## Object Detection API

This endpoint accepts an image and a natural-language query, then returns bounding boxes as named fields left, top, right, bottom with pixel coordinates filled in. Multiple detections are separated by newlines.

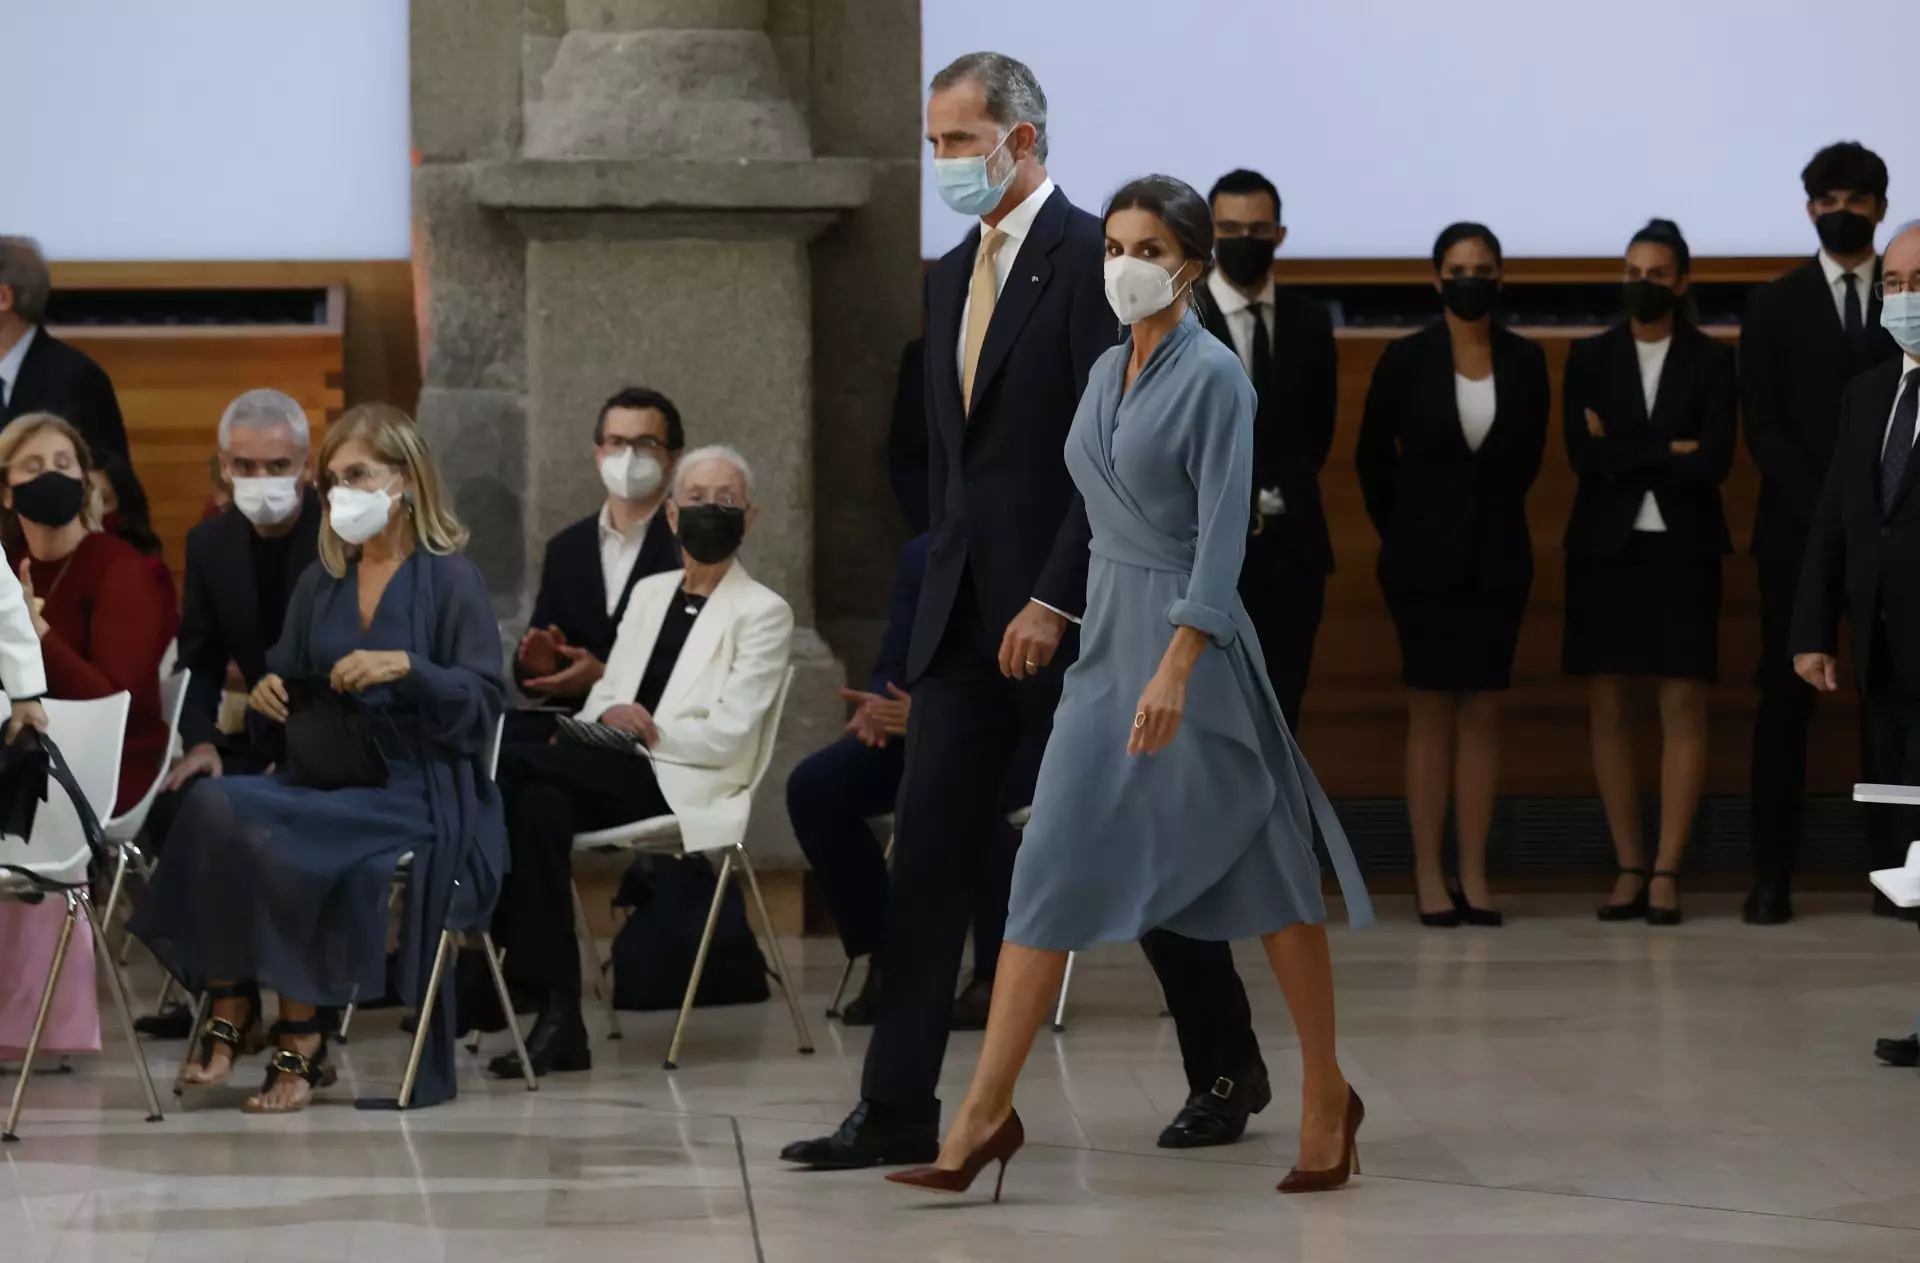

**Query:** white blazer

left=0, top=553, right=46, bottom=701
left=578, top=562, right=793, bottom=852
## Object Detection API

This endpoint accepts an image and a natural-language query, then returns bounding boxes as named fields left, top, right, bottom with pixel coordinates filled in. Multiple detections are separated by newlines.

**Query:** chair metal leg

left=480, top=932, right=537, bottom=1092
left=152, top=973, right=174, bottom=1017
left=738, top=845, right=815, bottom=1057
left=664, top=851, right=734, bottom=1071
left=99, top=848, right=130, bottom=946
left=80, top=893, right=163, bottom=1124
left=3, top=892, right=81, bottom=1142
left=571, top=879, right=620, bottom=1040
left=113, top=853, right=152, bottom=968
left=398, top=930, right=456, bottom=1110
left=336, top=1001, right=357, bottom=1043
left=1051, top=951, right=1075, bottom=1033
left=174, top=991, right=209, bottom=1096
left=825, top=956, right=857, bottom=1019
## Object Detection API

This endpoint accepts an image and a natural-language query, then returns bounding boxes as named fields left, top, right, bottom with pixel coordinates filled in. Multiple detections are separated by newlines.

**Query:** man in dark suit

left=0, top=236, right=128, bottom=458
left=510, top=386, right=683, bottom=740
left=1743, top=142, right=1899, bottom=925
left=886, top=338, right=930, bottom=534
left=781, top=52, right=1111, bottom=1170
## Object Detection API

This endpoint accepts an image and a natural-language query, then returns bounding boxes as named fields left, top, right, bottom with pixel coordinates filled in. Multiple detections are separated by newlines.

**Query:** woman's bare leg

left=1588, top=677, right=1647, bottom=904
left=1260, top=923, right=1350, bottom=1171
left=1652, top=679, right=1710, bottom=912
left=1406, top=690, right=1458, bottom=916
left=1453, top=692, right=1502, bottom=908
left=179, top=978, right=249, bottom=1086
left=247, top=997, right=323, bottom=1112
left=932, top=942, right=1067, bottom=1170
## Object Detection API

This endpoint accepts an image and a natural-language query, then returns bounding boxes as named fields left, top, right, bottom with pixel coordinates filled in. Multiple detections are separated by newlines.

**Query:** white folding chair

left=99, top=667, right=192, bottom=954
left=825, top=812, right=892, bottom=1020
left=570, top=668, right=812, bottom=1070
left=0, top=693, right=164, bottom=1141
left=158, top=639, right=179, bottom=685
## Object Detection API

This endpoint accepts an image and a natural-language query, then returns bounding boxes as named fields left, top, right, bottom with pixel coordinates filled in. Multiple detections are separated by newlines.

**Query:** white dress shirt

left=1819, top=250, right=1877, bottom=327
left=1205, top=269, right=1286, bottom=515
left=1455, top=373, right=1496, bottom=452
left=955, top=177, right=1056, bottom=384
left=1632, top=336, right=1672, bottom=532
left=1885, top=353, right=1920, bottom=451
left=0, top=325, right=37, bottom=410
left=598, top=501, right=657, bottom=618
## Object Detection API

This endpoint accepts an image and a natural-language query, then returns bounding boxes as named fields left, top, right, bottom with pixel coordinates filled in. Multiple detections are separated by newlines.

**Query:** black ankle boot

left=489, top=991, right=591, bottom=1079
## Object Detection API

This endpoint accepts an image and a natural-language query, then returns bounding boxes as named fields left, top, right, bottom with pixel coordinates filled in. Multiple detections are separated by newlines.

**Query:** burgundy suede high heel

left=885, top=1110, right=1025, bottom=1203
left=1277, top=1088, right=1364, bottom=1194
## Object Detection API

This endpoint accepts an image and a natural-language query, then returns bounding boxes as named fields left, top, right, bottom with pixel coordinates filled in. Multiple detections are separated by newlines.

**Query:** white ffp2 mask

left=328, top=482, right=397, bottom=546
left=1104, top=255, right=1193, bottom=325
left=231, top=475, right=302, bottom=528
left=599, top=448, right=664, bottom=501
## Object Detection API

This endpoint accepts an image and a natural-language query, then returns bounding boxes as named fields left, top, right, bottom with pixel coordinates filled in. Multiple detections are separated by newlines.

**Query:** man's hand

left=1584, top=407, right=1607, bottom=439
left=598, top=703, right=659, bottom=747
left=524, top=644, right=605, bottom=698
left=164, top=742, right=223, bottom=792
left=1794, top=652, right=1839, bottom=693
left=517, top=625, right=568, bottom=679
left=840, top=684, right=911, bottom=747
left=331, top=650, right=412, bottom=693
left=1670, top=439, right=1700, bottom=454
left=999, top=601, right=1068, bottom=680
left=5, top=699, right=47, bottom=745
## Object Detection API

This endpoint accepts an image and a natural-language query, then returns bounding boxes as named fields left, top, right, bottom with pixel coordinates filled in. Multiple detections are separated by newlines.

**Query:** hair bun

left=1643, top=217, right=1683, bottom=238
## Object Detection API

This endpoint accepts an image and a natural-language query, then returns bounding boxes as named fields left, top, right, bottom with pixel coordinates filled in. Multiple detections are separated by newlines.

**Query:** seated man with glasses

left=510, top=387, right=685, bottom=741
left=487, top=445, right=794, bottom=1079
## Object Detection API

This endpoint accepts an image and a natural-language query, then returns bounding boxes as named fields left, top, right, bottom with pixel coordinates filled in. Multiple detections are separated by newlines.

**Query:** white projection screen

left=2, top=0, right=410, bottom=261
left=922, top=0, right=1920, bottom=260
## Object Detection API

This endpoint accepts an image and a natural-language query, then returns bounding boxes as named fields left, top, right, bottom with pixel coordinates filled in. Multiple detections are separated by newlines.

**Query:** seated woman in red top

left=1, top=412, right=173, bottom=814
left=92, top=451, right=181, bottom=634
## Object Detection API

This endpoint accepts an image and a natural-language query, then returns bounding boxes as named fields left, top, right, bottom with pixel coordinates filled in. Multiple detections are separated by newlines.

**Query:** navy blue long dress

left=132, top=550, right=505, bottom=1108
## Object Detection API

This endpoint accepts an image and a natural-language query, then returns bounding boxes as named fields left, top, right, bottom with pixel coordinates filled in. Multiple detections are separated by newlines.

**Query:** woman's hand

left=1128, top=665, right=1188, bottom=755
left=6, top=699, right=47, bottom=744
left=1669, top=439, right=1700, bottom=454
left=249, top=673, right=290, bottom=723
left=17, top=559, right=46, bottom=638
left=331, top=650, right=411, bottom=693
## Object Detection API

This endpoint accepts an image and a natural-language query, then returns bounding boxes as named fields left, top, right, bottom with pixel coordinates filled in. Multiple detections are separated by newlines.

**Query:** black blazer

left=912, top=186, right=1115, bottom=680
left=1193, top=282, right=1338, bottom=578
left=3, top=327, right=128, bottom=458
left=1792, top=358, right=1920, bottom=695
left=176, top=492, right=323, bottom=753
left=886, top=338, right=930, bottom=534
left=1742, top=256, right=1899, bottom=559
left=519, top=508, right=680, bottom=689
left=1356, top=321, right=1550, bottom=593
left=1562, top=321, right=1736, bottom=558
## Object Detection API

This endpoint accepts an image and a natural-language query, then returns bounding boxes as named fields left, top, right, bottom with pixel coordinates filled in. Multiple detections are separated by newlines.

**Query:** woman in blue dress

left=888, top=177, right=1372, bottom=1200
left=131, top=403, right=505, bottom=1113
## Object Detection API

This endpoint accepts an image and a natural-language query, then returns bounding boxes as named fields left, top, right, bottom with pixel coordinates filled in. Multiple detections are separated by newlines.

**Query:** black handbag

left=282, top=678, right=390, bottom=791
left=0, top=730, right=110, bottom=885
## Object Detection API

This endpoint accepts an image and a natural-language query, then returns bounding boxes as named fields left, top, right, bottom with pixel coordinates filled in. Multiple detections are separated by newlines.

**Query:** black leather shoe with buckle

left=1156, top=1062, right=1273, bottom=1150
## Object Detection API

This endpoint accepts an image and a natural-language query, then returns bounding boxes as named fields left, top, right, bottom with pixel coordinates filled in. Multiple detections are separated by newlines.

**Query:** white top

left=0, top=325, right=37, bottom=410
left=1632, top=336, right=1672, bottom=532
left=0, top=547, right=46, bottom=700
left=1455, top=373, right=1496, bottom=452
left=954, top=176, right=1056, bottom=385
left=1205, top=268, right=1285, bottom=515
left=598, top=501, right=658, bottom=618
left=1884, top=353, right=1920, bottom=452
left=1819, top=249, right=1877, bottom=327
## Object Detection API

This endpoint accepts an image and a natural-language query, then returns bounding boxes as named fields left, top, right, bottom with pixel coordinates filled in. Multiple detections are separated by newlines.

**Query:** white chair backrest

left=744, top=667, right=796, bottom=797
left=0, top=693, right=130, bottom=884
left=159, top=638, right=179, bottom=682
left=106, top=669, right=192, bottom=836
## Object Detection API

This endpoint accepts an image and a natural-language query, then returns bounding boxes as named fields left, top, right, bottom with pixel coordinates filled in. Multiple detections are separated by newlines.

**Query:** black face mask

left=1215, top=237, right=1278, bottom=289
left=1816, top=209, right=1876, bottom=256
left=1623, top=278, right=1679, bottom=324
left=676, top=503, right=746, bottom=565
left=11, top=472, right=85, bottom=528
left=1440, top=276, right=1499, bottom=321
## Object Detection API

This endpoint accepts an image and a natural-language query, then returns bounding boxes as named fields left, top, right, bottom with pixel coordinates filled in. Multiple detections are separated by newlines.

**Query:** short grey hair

left=218, top=388, right=311, bottom=452
left=673, top=444, right=754, bottom=500
left=1889, top=218, right=1920, bottom=246
left=0, top=237, right=51, bottom=325
left=931, top=52, right=1049, bottom=164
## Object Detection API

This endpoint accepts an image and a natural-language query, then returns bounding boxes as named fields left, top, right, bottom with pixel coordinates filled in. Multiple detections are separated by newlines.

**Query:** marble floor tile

left=3, top=894, right=1918, bottom=1260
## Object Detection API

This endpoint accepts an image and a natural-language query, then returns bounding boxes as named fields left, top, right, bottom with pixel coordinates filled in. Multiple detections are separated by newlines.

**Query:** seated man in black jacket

left=510, top=386, right=684, bottom=740
left=0, top=236, right=128, bottom=458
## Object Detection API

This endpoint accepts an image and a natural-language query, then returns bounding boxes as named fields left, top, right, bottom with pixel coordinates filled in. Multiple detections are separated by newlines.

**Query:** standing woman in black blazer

left=1358, top=223, right=1549, bottom=926
left=1562, top=220, right=1735, bottom=926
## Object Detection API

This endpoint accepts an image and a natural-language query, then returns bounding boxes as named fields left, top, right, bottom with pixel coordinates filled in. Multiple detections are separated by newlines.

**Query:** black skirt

left=1384, top=580, right=1531, bottom=693
left=1563, top=533, right=1722, bottom=682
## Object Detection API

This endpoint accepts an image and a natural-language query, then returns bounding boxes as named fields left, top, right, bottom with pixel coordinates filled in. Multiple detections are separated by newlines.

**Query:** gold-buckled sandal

left=243, top=1017, right=338, bottom=1114
left=181, top=981, right=262, bottom=1088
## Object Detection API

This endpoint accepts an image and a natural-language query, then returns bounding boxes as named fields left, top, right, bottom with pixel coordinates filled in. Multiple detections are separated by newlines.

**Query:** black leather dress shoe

left=839, top=965, right=882, bottom=1027
left=1875, top=1034, right=1919, bottom=1067
left=779, top=1101, right=939, bottom=1170
left=488, top=994, right=591, bottom=1079
left=1742, top=885, right=1794, bottom=926
left=133, top=1004, right=193, bottom=1040
left=1156, top=1063, right=1272, bottom=1150
left=949, top=975, right=994, bottom=1032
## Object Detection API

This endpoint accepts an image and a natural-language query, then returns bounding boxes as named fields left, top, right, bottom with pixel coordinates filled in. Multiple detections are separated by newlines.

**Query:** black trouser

left=1240, top=553, right=1327, bottom=732
left=143, top=741, right=278, bottom=859
left=1862, top=634, right=1920, bottom=879
left=1750, top=547, right=1817, bottom=888
left=859, top=577, right=1052, bottom=1117
left=490, top=742, right=670, bottom=997
left=786, top=734, right=1010, bottom=973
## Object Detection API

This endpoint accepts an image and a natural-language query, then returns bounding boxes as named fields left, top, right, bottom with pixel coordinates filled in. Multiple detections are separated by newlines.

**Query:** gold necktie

left=961, top=228, right=1009, bottom=415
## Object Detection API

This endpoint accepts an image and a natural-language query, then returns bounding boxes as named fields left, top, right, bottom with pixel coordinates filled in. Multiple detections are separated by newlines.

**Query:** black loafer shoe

left=1875, top=1034, right=1919, bottom=1067
left=1156, top=1064, right=1272, bottom=1150
left=779, top=1101, right=940, bottom=1170
left=949, top=975, right=994, bottom=1032
left=839, top=966, right=882, bottom=1027
left=133, top=1004, right=193, bottom=1041
left=1742, top=885, right=1794, bottom=926
left=488, top=995, right=591, bottom=1079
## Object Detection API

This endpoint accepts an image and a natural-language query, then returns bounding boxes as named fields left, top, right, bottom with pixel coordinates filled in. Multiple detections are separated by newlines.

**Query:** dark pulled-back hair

left=1431, top=221, right=1503, bottom=271
left=594, top=386, right=685, bottom=449
left=1105, top=175, right=1215, bottom=267
left=1802, top=141, right=1889, bottom=201
left=1207, top=168, right=1282, bottom=222
left=1629, top=217, right=1691, bottom=275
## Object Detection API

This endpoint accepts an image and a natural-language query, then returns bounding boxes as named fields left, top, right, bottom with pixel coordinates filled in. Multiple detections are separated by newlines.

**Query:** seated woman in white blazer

left=486, top=444, right=793, bottom=1079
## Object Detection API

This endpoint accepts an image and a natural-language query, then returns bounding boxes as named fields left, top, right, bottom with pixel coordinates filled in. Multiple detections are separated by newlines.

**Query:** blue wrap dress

left=1005, top=314, right=1372, bottom=950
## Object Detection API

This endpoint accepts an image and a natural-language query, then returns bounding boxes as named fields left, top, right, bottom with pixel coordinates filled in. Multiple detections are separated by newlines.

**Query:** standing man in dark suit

left=781, top=51, right=1110, bottom=1170
left=886, top=337, right=930, bottom=534
left=0, top=236, right=128, bottom=458
left=510, top=386, right=683, bottom=741
left=1743, top=142, right=1899, bottom=925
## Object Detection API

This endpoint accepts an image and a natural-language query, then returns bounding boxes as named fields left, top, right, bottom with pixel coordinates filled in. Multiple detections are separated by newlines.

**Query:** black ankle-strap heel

left=1645, top=870, right=1684, bottom=927
left=245, top=1017, right=338, bottom=1114
left=188, top=981, right=262, bottom=1079
left=1597, top=867, right=1650, bottom=922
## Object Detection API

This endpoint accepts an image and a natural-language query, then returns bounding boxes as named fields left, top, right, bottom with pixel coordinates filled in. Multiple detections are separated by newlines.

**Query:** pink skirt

left=0, top=900, right=101, bottom=1058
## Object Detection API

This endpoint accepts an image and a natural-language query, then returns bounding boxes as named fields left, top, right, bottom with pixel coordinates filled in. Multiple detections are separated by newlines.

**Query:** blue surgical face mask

left=933, top=131, right=1014, bottom=218
left=1883, top=291, right=1920, bottom=354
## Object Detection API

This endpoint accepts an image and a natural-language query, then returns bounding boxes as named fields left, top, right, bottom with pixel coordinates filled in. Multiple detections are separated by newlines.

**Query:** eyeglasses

left=1878, top=274, right=1920, bottom=298
left=1214, top=221, right=1281, bottom=242
left=676, top=488, right=744, bottom=510
left=601, top=434, right=670, bottom=453
left=320, top=462, right=398, bottom=494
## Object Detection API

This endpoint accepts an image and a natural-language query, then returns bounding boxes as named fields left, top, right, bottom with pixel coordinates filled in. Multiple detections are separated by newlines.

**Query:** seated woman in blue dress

left=131, top=403, right=506, bottom=1113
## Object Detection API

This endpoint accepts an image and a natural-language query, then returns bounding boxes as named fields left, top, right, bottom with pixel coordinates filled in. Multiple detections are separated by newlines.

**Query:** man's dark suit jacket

left=912, top=185, right=1115, bottom=679
left=3, top=327, right=128, bottom=457
left=1792, top=358, right=1920, bottom=696
left=518, top=508, right=680, bottom=690
left=1742, top=256, right=1898, bottom=560
left=1192, top=282, right=1338, bottom=578
left=868, top=534, right=928, bottom=694
left=176, top=491, right=323, bottom=754
left=887, top=338, right=930, bottom=535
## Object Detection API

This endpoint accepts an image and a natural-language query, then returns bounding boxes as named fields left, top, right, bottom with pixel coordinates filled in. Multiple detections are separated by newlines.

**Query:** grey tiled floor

left=5, top=893, right=1920, bottom=1260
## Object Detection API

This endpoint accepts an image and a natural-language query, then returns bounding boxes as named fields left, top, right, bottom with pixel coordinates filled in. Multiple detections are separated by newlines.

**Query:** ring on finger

left=1133, top=711, right=1147, bottom=729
